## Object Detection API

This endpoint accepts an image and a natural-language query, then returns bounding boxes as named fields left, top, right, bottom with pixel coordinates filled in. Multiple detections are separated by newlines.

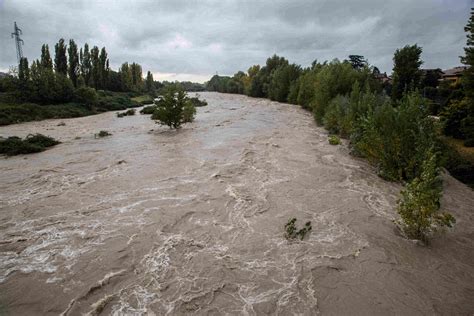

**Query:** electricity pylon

left=11, top=22, right=24, bottom=64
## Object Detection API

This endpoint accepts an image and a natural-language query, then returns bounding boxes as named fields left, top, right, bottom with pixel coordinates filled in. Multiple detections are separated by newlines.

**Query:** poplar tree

left=40, top=44, right=53, bottom=70
left=145, top=71, right=155, bottom=95
left=99, top=47, right=109, bottom=89
left=80, top=43, right=92, bottom=86
left=68, top=39, right=79, bottom=86
left=90, top=46, right=100, bottom=89
left=54, top=38, right=68, bottom=75
left=119, top=62, right=132, bottom=91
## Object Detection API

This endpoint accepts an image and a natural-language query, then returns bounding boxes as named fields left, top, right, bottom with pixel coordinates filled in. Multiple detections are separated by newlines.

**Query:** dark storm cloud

left=0, top=0, right=471, bottom=82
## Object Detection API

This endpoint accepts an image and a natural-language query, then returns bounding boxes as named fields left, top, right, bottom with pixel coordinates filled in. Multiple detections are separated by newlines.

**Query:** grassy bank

left=131, top=95, right=154, bottom=105
left=0, top=91, right=148, bottom=126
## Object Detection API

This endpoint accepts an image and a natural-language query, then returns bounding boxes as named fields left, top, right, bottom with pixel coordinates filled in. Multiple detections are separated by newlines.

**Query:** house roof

left=442, top=66, right=468, bottom=77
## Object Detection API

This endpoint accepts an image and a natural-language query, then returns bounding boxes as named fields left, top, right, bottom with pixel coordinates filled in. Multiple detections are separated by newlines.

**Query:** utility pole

left=11, top=22, right=24, bottom=64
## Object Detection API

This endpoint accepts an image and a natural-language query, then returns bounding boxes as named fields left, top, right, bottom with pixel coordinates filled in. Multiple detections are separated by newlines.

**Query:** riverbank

left=0, top=91, right=152, bottom=126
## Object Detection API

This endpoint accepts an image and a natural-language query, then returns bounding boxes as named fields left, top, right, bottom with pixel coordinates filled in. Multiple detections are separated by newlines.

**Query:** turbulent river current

left=0, top=92, right=473, bottom=315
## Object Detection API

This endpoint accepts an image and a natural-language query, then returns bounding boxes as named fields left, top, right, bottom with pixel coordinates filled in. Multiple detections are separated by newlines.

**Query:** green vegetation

left=328, top=135, right=341, bottom=145
left=0, top=37, right=202, bottom=126
left=132, top=95, right=154, bottom=105
left=397, top=151, right=455, bottom=243
left=0, top=134, right=60, bottom=156
left=96, top=130, right=111, bottom=137
left=441, top=136, right=474, bottom=188
left=284, top=218, right=312, bottom=240
left=151, top=86, right=196, bottom=129
left=140, top=105, right=157, bottom=114
left=117, top=109, right=136, bottom=117
left=188, top=94, right=208, bottom=107
left=0, top=102, right=93, bottom=125
left=391, top=44, right=423, bottom=101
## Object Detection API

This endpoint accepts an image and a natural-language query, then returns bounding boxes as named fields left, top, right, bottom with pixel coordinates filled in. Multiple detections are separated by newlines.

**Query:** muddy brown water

left=0, top=92, right=473, bottom=315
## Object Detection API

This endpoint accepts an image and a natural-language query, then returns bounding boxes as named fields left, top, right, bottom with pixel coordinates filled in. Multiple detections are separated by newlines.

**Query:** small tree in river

left=151, top=85, right=195, bottom=129
left=397, top=151, right=455, bottom=243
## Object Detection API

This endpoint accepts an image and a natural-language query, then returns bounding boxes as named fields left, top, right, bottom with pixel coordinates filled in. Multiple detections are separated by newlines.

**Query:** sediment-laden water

left=0, top=92, right=473, bottom=315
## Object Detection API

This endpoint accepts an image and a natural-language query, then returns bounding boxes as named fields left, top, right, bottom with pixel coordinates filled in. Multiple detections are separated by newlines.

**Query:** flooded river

left=0, top=92, right=473, bottom=315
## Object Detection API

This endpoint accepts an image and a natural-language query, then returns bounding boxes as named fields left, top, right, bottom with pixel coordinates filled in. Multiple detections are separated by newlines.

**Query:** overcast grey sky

left=0, top=0, right=472, bottom=82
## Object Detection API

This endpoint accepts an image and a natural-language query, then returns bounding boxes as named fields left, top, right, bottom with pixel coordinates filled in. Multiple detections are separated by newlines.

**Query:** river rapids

left=0, top=92, right=473, bottom=315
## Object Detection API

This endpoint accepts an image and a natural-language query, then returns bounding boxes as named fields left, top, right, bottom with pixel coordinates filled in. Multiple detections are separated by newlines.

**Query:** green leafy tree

left=17, top=57, right=31, bottom=100
left=54, top=38, right=68, bottom=75
left=99, top=47, right=109, bottom=89
left=151, top=86, right=195, bottom=128
left=67, top=39, right=79, bottom=86
left=18, top=57, right=29, bottom=83
left=348, top=55, right=367, bottom=70
left=268, top=63, right=302, bottom=102
left=397, top=151, right=455, bottom=243
left=130, top=62, right=143, bottom=91
left=80, top=43, right=92, bottom=86
left=391, top=44, right=423, bottom=100
left=90, top=46, right=100, bottom=89
left=145, top=71, right=155, bottom=95
left=40, top=44, right=53, bottom=70
left=460, top=8, right=474, bottom=146
left=119, top=62, right=133, bottom=91
left=461, top=8, right=474, bottom=98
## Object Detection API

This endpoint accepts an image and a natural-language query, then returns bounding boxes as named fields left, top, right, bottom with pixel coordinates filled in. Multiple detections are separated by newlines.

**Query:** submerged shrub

left=0, top=134, right=60, bottom=156
left=397, top=151, right=455, bottom=243
left=328, top=135, right=341, bottom=145
left=140, top=105, right=157, bottom=115
left=285, top=218, right=312, bottom=240
left=116, top=109, right=136, bottom=117
left=182, top=102, right=197, bottom=123
left=96, top=130, right=111, bottom=138
left=151, top=85, right=196, bottom=129
left=188, top=95, right=208, bottom=107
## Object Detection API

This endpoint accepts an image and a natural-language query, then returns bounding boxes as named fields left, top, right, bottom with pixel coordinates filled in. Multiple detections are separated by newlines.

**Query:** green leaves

left=397, top=151, right=455, bottom=243
left=285, top=218, right=312, bottom=241
left=151, top=86, right=196, bottom=129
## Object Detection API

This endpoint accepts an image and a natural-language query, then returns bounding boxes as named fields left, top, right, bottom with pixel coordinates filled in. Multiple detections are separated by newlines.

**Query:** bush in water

left=328, top=135, right=341, bottom=145
left=151, top=85, right=196, bottom=129
left=0, top=134, right=60, bottom=156
left=285, top=218, right=312, bottom=240
left=140, top=105, right=157, bottom=115
left=397, top=151, right=455, bottom=243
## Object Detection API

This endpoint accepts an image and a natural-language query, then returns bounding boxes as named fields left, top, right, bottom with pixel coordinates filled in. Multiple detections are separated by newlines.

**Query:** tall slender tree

left=145, top=71, right=155, bottom=94
left=54, top=38, right=68, bottom=75
left=18, top=57, right=30, bottom=83
left=68, top=39, right=80, bottom=87
left=461, top=8, right=474, bottom=99
left=90, top=46, right=100, bottom=89
left=80, top=43, right=92, bottom=86
left=130, top=62, right=143, bottom=91
left=99, top=47, right=109, bottom=89
left=40, top=44, right=53, bottom=70
left=119, top=62, right=132, bottom=91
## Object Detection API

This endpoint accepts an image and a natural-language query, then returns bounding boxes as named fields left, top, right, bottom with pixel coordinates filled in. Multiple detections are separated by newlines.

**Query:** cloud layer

left=0, top=0, right=471, bottom=82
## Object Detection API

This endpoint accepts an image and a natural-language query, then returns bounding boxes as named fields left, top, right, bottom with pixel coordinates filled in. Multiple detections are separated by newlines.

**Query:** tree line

left=8, top=38, right=158, bottom=105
